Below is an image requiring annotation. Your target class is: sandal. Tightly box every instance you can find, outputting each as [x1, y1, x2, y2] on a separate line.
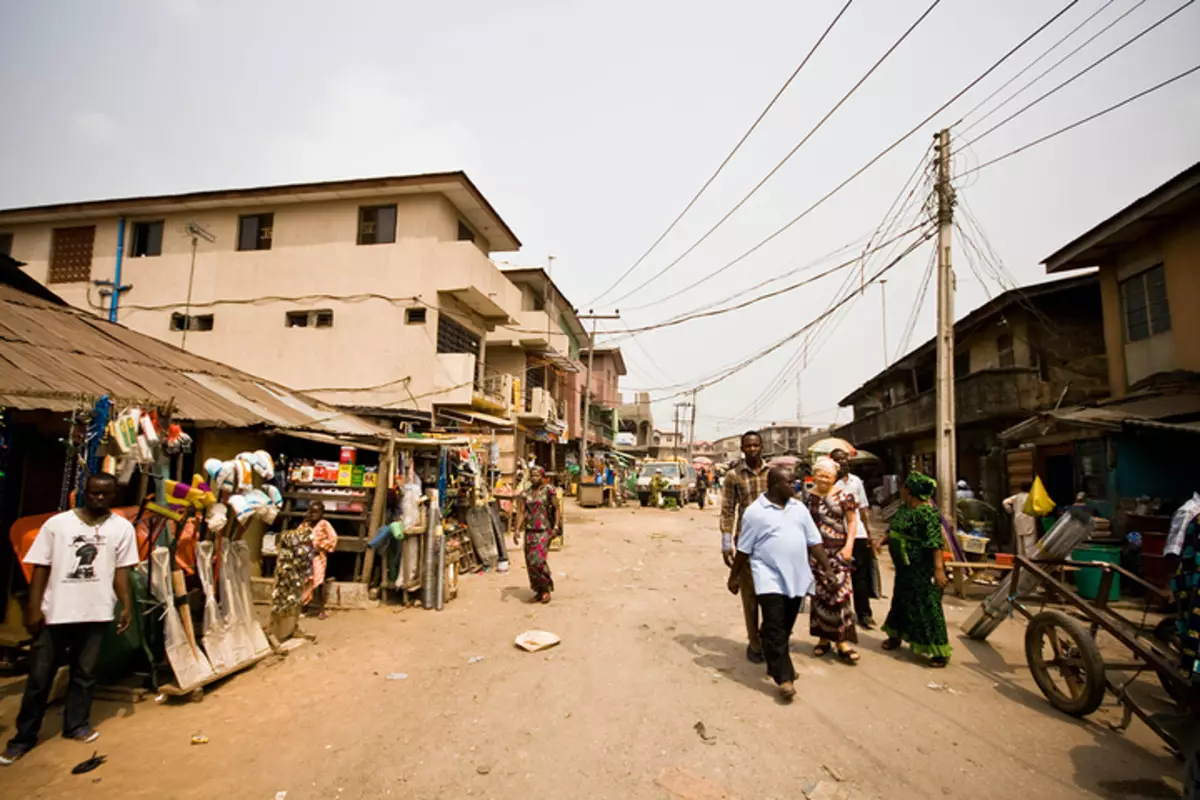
[539, 592, 552, 604]
[881, 638, 902, 651]
[812, 642, 832, 658]
[929, 656, 949, 668]
[837, 645, 860, 664]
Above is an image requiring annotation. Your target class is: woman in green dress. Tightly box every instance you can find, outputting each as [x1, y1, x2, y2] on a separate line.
[879, 472, 951, 667]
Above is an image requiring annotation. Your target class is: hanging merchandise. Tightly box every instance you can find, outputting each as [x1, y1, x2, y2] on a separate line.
[149, 545, 215, 690]
[195, 541, 236, 672]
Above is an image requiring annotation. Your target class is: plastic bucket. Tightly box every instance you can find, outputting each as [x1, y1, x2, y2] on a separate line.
[1071, 544, 1121, 601]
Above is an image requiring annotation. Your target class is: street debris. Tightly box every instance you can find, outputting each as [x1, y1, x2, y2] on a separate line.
[926, 682, 961, 695]
[71, 751, 106, 775]
[822, 763, 845, 782]
[514, 630, 561, 652]
[476, 765, 492, 775]
[190, 734, 209, 745]
[693, 721, 717, 745]
[467, 656, 485, 664]
[385, 672, 409, 681]
[274, 793, 287, 800]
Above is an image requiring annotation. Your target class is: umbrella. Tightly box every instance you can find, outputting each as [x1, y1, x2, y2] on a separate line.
[849, 449, 881, 465]
[692, 456, 713, 466]
[807, 437, 857, 458]
[768, 455, 801, 468]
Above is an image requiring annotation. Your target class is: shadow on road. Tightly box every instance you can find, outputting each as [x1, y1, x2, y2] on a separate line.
[673, 633, 780, 701]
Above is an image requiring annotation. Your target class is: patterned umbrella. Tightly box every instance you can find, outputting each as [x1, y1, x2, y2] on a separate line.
[807, 437, 857, 458]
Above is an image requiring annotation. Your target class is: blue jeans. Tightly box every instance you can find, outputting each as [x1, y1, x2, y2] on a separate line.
[8, 622, 107, 750]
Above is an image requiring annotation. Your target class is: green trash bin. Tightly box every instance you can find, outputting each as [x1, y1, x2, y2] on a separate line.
[1071, 544, 1121, 601]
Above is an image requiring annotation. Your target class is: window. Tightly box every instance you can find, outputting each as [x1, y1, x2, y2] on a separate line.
[130, 220, 164, 257]
[0, 233, 12, 256]
[456, 220, 476, 243]
[1121, 264, 1171, 342]
[285, 309, 334, 328]
[48, 226, 95, 283]
[436, 313, 480, 355]
[237, 213, 273, 251]
[997, 333, 1015, 368]
[405, 307, 427, 325]
[954, 351, 970, 377]
[358, 205, 397, 245]
[170, 313, 213, 331]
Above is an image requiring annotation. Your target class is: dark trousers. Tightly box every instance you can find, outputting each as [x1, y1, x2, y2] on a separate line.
[696, 489, 706, 509]
[8, 622, 107, 751]
[851, 538, 876, 621]
[758, 593, 803, 685]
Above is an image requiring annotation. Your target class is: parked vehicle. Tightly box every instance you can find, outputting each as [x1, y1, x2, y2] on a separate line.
[636, 461, 696, 507]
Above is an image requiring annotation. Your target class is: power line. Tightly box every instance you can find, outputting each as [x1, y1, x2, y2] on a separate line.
[958, 0, 1151, 135]
[895, 245, 938, 359]
[605, 0, 944, 308]
[956, 61, 1200, 178]
[619, 0, 1085, 313]
[586, 0, 856, 305]
[961, 0, 1196, 148]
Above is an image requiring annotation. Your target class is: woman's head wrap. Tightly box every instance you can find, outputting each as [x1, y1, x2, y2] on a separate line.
[906, 471, 937, 500]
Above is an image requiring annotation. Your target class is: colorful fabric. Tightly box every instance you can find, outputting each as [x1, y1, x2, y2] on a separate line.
[272, 527, 314, 617]
[304, 519, 338, 603]
[806, 489, 858, 643]
[720, 459, 772, 538]
[523, 485, 558, 593]
[882, 503, 951, 660]
[905, 471, 937, 500]
[1171, 510, 1200, 681]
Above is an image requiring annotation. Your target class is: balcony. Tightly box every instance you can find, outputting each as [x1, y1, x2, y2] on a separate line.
[431, 354, 513, 416]
[517, 386, 563, 428]
[487, 309, 572, 356]
[838, 368, 1056, 445]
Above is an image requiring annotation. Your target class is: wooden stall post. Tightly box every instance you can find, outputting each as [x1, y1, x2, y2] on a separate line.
[359, 437, 394, 587]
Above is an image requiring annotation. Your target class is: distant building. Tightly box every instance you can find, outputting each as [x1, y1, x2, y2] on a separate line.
[577, 347, 626, 450]
[617, 391, 655, 455]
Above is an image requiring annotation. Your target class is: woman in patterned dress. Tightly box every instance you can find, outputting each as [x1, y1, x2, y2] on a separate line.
[806, 456, 860, 663]
[879, 472, 951, 667]
[516, 466, 559, 603]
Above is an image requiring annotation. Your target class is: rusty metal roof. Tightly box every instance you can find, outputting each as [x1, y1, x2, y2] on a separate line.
[999, 390, 1200, 441]
[0, 282, 389, 439]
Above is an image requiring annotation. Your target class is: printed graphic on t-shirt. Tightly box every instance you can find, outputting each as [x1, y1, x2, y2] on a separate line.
[66, 533, 104, 581]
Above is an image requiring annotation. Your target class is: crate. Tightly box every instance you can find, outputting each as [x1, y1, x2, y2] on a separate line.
[955, 532, 989, 555]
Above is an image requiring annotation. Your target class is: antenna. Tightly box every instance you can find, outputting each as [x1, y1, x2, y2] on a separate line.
[179, 220, 216, 350]
[184, 220, 216, 243]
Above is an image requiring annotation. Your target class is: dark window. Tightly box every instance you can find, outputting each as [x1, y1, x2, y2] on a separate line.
[48, 226, 96, 283]
[405, 307, 427, 325]
[130, 220, 164, 257]
[237, 213, 273, 251]
[954, 351, 970, 377]
[997, 333, 1015, 368]
[358, 205, 397, 245]
[532, 294, 545, 311]
[0, 233, 12, 256]
[170, 313, 213, 331]
[1121, 264, 1170, 342]
[457, 220, 476, 243]
[436, 313, 480, 355]
[285, 309, 334, 328]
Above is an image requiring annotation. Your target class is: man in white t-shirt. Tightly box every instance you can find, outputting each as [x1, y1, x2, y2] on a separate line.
[2, 473, 137, 765]
[831, 449, 878, 629]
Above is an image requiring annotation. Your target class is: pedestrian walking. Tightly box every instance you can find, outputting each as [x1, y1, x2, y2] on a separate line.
[1002, 481, 1038, 557]
[515, 465, 559, 604]
[695, 468, 709, 510]
[880, 472, 951, 667]
[830, 448, 877, 629]
[727, 465, 833, 701]
[805, 457, 860, 663]
[2, 473, 137, 765]
[719, 431, 772, 664]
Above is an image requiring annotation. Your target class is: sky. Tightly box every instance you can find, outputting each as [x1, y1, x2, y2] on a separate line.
[2, 0, 1198, 440]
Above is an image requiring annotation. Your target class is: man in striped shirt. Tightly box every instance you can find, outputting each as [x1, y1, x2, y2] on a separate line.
[720, 430, 771, 663]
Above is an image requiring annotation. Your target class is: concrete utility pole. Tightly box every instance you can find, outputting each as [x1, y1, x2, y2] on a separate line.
[672, 400, 691, 461]
[880, 279, 889, 368]
[934, 129, 957, 519]
[578, 311, 620, 473]
[687, 389, 697, 460]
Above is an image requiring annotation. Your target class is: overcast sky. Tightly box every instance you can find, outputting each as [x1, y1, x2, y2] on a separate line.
[2, 0, 1198, 439]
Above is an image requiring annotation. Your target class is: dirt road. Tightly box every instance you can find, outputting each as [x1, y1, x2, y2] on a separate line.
[0, 504, 1183, 799]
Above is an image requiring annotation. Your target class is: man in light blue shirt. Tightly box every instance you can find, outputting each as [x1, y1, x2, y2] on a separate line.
[727, 465, 832, 702]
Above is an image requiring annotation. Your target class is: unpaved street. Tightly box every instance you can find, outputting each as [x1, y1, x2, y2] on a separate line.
[0, 504, 1183, 799]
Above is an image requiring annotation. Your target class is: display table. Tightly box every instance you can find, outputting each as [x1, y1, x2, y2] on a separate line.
[577, 482, 609, 508]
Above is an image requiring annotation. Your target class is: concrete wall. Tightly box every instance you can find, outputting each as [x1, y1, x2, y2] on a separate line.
[3, 192, 522, 411]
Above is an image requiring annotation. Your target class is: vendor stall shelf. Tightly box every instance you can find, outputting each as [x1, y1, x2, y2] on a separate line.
[278, 484, 376, 580]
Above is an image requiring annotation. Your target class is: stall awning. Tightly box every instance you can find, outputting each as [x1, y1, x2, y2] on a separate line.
[1001, 390, 1200, 442]
[436, 407, 515, 429]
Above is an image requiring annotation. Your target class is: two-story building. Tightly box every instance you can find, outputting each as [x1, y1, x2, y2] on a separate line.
[617, 391, 655, 457]
[576, 347, 626, 451]
[0, 172, 526, 430]
[836, 273, 1108, 507]
[1001, 162, 1200, 529]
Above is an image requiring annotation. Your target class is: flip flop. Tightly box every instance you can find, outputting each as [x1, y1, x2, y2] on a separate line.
[837, 646, 860, 664]
[812, 642, 832, 657]
[881, 638, 902, 651]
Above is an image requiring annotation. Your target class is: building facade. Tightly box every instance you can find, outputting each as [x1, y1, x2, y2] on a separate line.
[577, 348, 626, 450]
[617, 392, 655, 456]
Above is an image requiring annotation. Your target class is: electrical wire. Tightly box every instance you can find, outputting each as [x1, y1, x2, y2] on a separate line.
[605, 0, 944, 309]
[587, 0, 856, 306]
[617, 0, 1085, 313]
[955, 61, 1200, 177]
[895, 245, 938, 360]
[958, 0, 1151, 135]
[961, 0, 1196, 148]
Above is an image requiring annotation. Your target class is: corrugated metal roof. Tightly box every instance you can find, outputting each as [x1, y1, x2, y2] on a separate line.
[0, 283, 390, 440]
[1000, 390, 1200, 441]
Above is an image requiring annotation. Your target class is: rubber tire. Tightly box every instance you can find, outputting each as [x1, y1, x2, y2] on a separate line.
[1024, 609, 1106, 717]
[638, 495, 649, 507]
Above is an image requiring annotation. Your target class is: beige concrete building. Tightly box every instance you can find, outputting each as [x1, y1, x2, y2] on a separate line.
[0, 172, 534, 426]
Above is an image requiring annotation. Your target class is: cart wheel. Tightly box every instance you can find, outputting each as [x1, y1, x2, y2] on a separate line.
[189, 688, 204, 704]
[1025, 609, 1107, 717]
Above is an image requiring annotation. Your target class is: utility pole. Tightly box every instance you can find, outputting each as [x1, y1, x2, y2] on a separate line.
[880, 279, 889, 367]
[672, 399, 691, 461]
[687, 388, 697, 460]
[578, 310, 620, 473]
[933, 129, 958, 519]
